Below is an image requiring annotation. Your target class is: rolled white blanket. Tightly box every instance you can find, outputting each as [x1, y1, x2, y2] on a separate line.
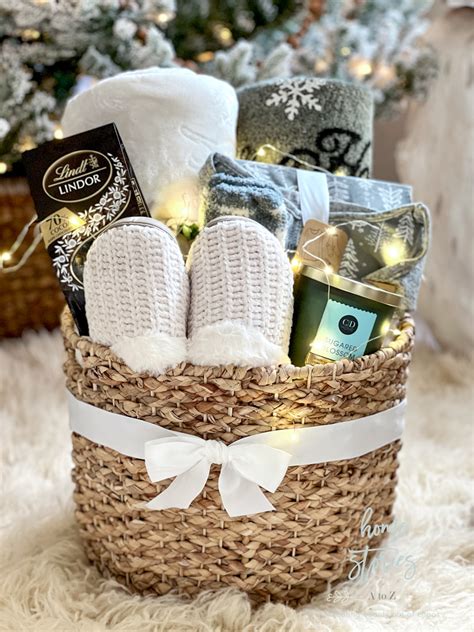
[62, 67, 238, 220]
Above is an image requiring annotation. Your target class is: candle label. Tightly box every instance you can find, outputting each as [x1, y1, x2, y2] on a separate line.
[310, 299, 377, 361]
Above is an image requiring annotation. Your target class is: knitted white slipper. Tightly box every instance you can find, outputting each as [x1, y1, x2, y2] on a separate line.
[187, 216, 293, 367]
[84, 217, 188, 375]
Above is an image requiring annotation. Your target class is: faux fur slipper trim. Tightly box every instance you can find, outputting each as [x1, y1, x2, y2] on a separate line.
[111, 334, 187, 376]
[187, 320, 290, 368]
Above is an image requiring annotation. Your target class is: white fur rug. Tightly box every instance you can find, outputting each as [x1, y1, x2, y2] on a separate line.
[0, 329, 472, 632]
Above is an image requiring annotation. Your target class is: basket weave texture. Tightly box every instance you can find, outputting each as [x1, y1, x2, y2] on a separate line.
[0, 177, 64, 337]
[62, 309, 414, 606]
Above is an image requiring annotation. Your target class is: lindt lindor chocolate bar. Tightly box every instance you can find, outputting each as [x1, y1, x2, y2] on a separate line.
[22, 123, 150, 335]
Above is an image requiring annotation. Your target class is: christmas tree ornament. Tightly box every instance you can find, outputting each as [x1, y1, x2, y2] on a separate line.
[22, 123, 150, 335]
[236, 78, 374, 177]
[187, 216, 293, 367]
[61, 68, 239, 218]
[289, 265, 403, 366]
[84, 217, 189, 376]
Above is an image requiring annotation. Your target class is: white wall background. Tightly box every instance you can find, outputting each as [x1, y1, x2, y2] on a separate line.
[373, 5, 473, 358]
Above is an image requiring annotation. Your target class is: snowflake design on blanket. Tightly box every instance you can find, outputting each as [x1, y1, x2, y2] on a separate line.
[52, 154, 129, 291]
[265, 78, 325, 121]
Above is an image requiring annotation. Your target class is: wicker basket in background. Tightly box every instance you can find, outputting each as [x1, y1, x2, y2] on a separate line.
[0, 177, 64, 338]
[62, 308, 415, 606]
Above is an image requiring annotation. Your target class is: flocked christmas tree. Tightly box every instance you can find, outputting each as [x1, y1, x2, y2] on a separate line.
[0, 0, 437, 172]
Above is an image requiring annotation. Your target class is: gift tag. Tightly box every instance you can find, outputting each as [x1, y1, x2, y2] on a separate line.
[296, 219, 348, 272]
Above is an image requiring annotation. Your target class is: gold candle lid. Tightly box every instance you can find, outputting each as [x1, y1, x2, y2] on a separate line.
[300, 265, 403, 308]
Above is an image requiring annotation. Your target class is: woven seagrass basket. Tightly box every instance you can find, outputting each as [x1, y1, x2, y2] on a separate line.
[0, 177, 64, 338]
[62, 309, 414, 606]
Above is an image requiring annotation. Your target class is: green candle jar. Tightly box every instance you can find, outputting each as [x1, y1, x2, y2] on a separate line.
[289, 266, 403, 366]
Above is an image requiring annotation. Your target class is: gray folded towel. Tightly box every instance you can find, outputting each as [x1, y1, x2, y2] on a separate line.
[199, 154, 428, 310]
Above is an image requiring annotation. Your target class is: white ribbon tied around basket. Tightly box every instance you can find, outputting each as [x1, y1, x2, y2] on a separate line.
[68, 393, 406, 518]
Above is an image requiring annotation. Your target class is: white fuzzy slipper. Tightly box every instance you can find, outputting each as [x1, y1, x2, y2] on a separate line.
[84, 217, 189, 375]
[187, 216, 293, 367]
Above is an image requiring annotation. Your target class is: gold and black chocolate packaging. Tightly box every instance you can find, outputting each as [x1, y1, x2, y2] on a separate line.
[22, 123, 150, 335]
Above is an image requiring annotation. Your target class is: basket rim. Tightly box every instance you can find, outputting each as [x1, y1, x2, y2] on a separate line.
[61, 308, 415, 383]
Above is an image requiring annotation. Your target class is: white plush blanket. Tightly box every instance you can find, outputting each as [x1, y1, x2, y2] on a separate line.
[0, 330, 472, 631]
[62, 68, 238, 221]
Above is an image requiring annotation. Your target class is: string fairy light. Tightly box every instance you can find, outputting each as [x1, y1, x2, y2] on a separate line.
[253, 146, 410, 284]
[0, 216, 42, 274]
[196, 51, 215, 63]
[21, 28, 41, 40]
[0, 212, 85, 274]
[253, 144, 332, 175]
[213, 24, 233, 46]
[68, 215, 82, 228]
[17, 136, 36, 152]
[291, 255, 302, 273]
[374, 63, 397, 88]
[290, 429, 300, 444]
[254, 146, 409, 335]
[348, 57, 373, 79]
[152, 10, 175, 26]
[381, 240, 407, 266]
[380, 319, 392, 336]
[314, 58, 329, 74]
[0, 162, 8, 175]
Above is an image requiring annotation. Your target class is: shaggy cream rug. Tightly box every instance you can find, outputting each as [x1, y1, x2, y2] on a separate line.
[0, 329, 472, 632]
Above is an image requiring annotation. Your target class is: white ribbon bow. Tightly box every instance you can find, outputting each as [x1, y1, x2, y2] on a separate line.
[144, 436, 292, 517]
[68, 393, 406, 518]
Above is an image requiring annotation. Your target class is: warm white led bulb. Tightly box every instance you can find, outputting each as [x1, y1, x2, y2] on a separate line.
[290, 431, 299, 444]
[382, 241, 406, 266]
[381, 320, 391, 336]
[291, 255, 302, 273]
[69, 216, 81, 227]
